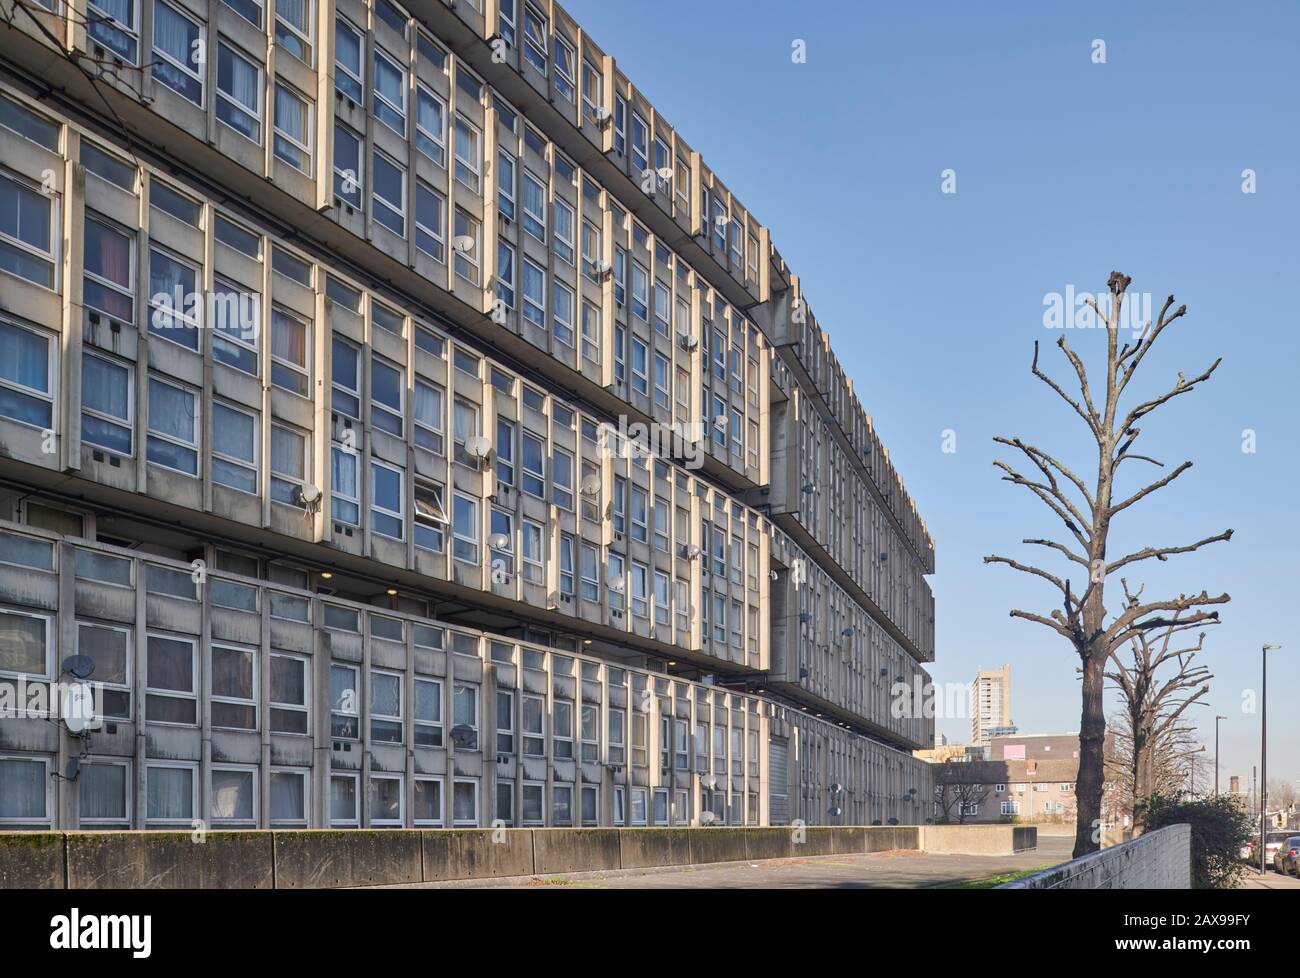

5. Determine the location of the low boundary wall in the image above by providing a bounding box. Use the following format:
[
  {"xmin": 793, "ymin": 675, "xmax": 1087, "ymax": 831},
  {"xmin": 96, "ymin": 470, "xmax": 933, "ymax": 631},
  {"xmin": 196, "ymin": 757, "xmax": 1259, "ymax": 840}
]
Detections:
[
  {"xmin": 998, "ymin": 824, "xmax": 1191, "ymax": 889},
  {"xmin": 0, "ymin": 824, "xmax": 1034, "ymax": 889}
]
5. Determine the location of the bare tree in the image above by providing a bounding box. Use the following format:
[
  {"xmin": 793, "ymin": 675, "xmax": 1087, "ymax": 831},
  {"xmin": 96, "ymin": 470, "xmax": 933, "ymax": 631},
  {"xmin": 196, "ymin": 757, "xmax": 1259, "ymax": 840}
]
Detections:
[
  {"xmin": 985, "ymin": 272, "xmax": 1231, "ymax": 857},
  {"xmin": 1107, "ymin": 613, "xmax": 1213, "ymax": 829},
  {"xmin": 933, "ymin": 766, "xmax": 993, "ymax": 824}
]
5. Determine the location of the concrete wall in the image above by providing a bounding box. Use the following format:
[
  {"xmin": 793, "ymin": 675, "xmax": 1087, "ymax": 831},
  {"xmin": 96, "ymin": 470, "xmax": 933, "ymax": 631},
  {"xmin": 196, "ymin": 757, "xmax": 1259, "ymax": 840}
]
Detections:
[
  {"xmin": 0, "ymin": 824, "xmax": 1032, "ymax": 888},
  {"xmin": 920, "ymin": 824, "xmax": 1036, "ymax": 854},
  {"xmin": 1000, "ymin": 825, "xmax": 1191, "ymax": 890}
]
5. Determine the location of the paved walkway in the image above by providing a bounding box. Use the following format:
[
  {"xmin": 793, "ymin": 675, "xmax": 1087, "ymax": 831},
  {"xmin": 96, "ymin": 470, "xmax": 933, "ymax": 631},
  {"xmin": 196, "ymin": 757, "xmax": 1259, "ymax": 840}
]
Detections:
[
  {"xmin": 1239, "ymin": 869, "xmax": 1300, "ymax": 889},
  {"xmin": 409, "ymin": 837, "xmax": 1075, "ymax": 889}
]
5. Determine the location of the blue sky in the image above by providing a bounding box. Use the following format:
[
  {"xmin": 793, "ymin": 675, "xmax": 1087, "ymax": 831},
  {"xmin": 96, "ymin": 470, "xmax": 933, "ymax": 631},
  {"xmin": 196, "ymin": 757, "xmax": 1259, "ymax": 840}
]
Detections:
[{"xmin": 566, "ymin": 0, "xmax": 1300, "ymax": 790}]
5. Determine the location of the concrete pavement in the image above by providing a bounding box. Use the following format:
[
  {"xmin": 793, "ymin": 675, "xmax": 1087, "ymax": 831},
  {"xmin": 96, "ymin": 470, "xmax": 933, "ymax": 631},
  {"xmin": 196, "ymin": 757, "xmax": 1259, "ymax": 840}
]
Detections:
[
  {"xmin": 392, "ymin": 836, "xmax": 1075, "ymax": 889},
  {"xmin": 1239, "ymin": 869, "xmax": 1300, "ymax": 889}
]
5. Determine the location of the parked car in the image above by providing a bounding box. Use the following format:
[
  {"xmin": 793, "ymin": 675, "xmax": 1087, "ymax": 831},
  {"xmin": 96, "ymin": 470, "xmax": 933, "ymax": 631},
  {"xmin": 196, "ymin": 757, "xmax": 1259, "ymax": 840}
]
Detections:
[
  {"xmin": 1260, "ymin": 831, "xmax": 1294, "ymax": 870},
  {"xmin": 1272, "ymin": 836, "xmax": 1300, "ymax": 876}
]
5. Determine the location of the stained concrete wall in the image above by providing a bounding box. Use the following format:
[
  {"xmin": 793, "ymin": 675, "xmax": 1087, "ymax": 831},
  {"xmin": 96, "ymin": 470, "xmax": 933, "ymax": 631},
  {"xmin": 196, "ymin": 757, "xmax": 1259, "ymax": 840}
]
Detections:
[
  {"xmin": 999, "ymin": 824, "xmax": 1191, "ymax": 889},
  {"xmin": 0, "ymin": 824, "xmax": 1033, "ymax": 888},
  {"xmin": 920, "ymin": 824, "xmax": 1036, "ymax": 854}
]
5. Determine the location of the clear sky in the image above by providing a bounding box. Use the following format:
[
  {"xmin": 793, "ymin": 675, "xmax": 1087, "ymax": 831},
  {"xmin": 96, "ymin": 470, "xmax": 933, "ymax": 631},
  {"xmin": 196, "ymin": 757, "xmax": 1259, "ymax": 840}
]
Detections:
[{"xmin": 565, "ymin": 0, "xmax": 1300, "ymax": 790}]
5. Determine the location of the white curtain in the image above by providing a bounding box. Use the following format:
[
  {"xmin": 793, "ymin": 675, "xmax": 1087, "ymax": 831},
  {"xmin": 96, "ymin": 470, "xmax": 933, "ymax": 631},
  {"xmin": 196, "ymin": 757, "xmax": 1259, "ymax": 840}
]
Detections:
[
  {"xmin": 0, "ymin": 758, "xmax": 45, "ymax": 819},
  {"xmin": 153, "ymin": 2, "xmax": 192, "ymax": 61},
  {"xmin": 80, "ymin": 763, "xmax": 126, "ymax": 820},
  {"xmin": 147, "ymin": 767, "xmax": 193, "ymax": 820},
  {"xmin": 211, "ymin": 770, "xmax": 252, "ymax": 820}
]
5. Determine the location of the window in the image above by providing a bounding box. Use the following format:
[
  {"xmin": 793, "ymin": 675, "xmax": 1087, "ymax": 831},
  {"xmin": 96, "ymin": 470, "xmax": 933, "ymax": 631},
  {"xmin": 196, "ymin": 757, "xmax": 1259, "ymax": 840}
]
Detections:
[
  {"xmin": 0, "ymin": 320, "xmax": 54, "ymax": 429},
  {"xmin": 146, "ymin": 377, "xmax": 198, "ymax": 475},
  {"xmin": 269, "ymin": 653, "xmax": 308, "ymax": 734},
  {"xmin": 411, "ymin": 182, "xmax": 445, "ymax": 261},
  {"xmin": 453, "ymin": 209, "xmax": 480, "ymax": 284},
  {"xmin": 454, "ymin": 116, "xmax": 481, "ymax": 193},
  {"xmin": 521, "ymin": 694, "xmax": 545, "ymax": 756},
  {"xmin": 146, "ymin": 633, "xmax": 196, "ymax": 724},
  {"xmin": 334, "ymin": 17, "xmax": 363, "ymax": 102},
  {"xmin": 494, "ymin": 689, "xmax": 515, "ymax": 754},
  {"xmin": 522, "ymin": 2, "xmax": 547, "ymax": 73},
  {"xmin": 452, "ymin": 398, "xmax": 478, "ymax": 466},
  {"xmin": 370, "ymin": 670, "xmax": 402, "ymax": 743},
  {"xmin": 330, "ymin": 772, "xmax": 359, "ymax": 825},
  {"xmin": 521, "ymin": 431, "xmax": 545, "ymax": 497},
  {"xmin": 83, "ymin": 214, "xmax": 133, "ymax": 321},
  {"xmin": 0, "ymin": 94, "xmax": 59, "ymax": 151},
  {"xmin": 522, "ymin": 171, "xmax": 546, "ymax": 243},
  {"xmin": 270, "ymin": 423, "xmax": 307, "ymax": 505},
  {"xmin": 630, "ymin": 338, "xmax": 648, "ymax": 396},
  {"xmin": 375, "ymin": 0, "xmax": 407, "ymax": 34},
  {"xmin": 87, "ymin": 0, "xmax": 139, "ymax": 62},
  {"xmin": 410, "ymin": 677, "xmax": 442, "ymax": 747},
  {"xmin": 0, "ymin": 175, "xmax": 56, "ymax": 290},
  {"xmin": 582, "ymin": 59, "xmax": 602, "ymax": 120},
  {"xmin": 0, "ymin": 608, "xmax": 49, "ymax": 679},
  {"xmin": 372, "ymin": 150, "xmax": 406, "ymax": 235},
  {"xmin": 74, "ymin": 621, "xmax": 130, "ymax": 719},
  {"xmin": 630, "ymin": 485, "xmax": 648, "ymax": 542},
  {"xmin": 553, "ymin": 198, "xmax": 574, "ymax": 264},
  {"xmin": 330, "ymin": 663, "xmax": 359, "ymax": 739},
  {"xmin": 631, "ymin": 112, "xmax": 649, "ymax": 173},
  {"xmin": 509, "ymin": 519, "xmax": 536, "ymax": 582},
  {"xmin": 373, "ymin": 49, "xmax": 406, "ymax": 135},
  {"xmin": 275, "ymin": 0, "xmax": 314, "ymax": 64},
  {"xmin": 453, "ymin": 684, "xmax": 478, "ymax": 750},
  {"xmin": 552, "ymin": 34, "xmax": 576, "ymax": 100},
  {"xmin": 653, "ymin": 570, "xmax": 670, "ymax": 625},
  {"xmin": 515, "ymin": 257, "xmax": 545, "ymax": 328},
  {"xmin": 452, "ymin": 492, "xmax": 479, "ymax": 563},
  {"xmin": 411, "ymin": 86, "xmax": 446, "ymax": 167},
  {"xmin": 498, "ymin": 0, "xmax": 516, "ymax": 46},
  {"xmin": 152, "ymin": 1, "xmax": 203, "ymax": 104},
  {"xmin": 414, "ymin": 777, "xmax": 443, "ymax": 826},
  {"xmin": 147, "ymin": 247, "xmax": 198, "ymax": 349},
  {"xmin": 210, "ymin": 277, "xmax": 259, "ymax": 375},
  {"xmin": 273, "ymin": 83, "xmax": 312, "ymax": 172},
  {"xmin": 580, "ymin": 544, "xmax": 599, "ymax": 601},
  {"xmin": 78, "ymin": 758, "xmax": 130, "ymax": 828},
  {"xmin": 370, "ymin": 356, "xmax": 404, "ymax": 436},
  {"xmin": 370, "ymin": 460, "xmax": 404, "ymax": 539},
  {"xmin": 333, "ymin": 123, "xmax": 362, "ymax": 207},
  {"xmin": 146, "ymin": 764, "xmax": 196, "ymax": 825},
  {"xmin": 630, "ymin": 562, "xmax": 648, "ymax": 618},
  {"xmin": 548, "ymin": 533, "xmax": 572, "ymax": 599},
  {"xmin": 266, "ymin": 306, "xmax": 310, "ymax": 396},
  {"xmin": 270, "ymin": 769, "xmax": 307, "ymax": 826},
  {"xmin": 407, "ymin": 379, "xmax": 444, "ymax": 456},
  {"xmin": 216, "ymin": 43, "xmax": 263, "ymax": 142},
  {"xmin": 212, "ymin": 643, "xmax": 256, "ymax": 730},
  {"xmin": 631, "ymin": 261, "xmax": 648, "ymax": 321},
  {"xmin": 331, "ymin": 336, "xmax": 360, "ymax": 419},
  {"xmin": 81, "ymin": 354, "xmax": 132, "ymax": 455}
]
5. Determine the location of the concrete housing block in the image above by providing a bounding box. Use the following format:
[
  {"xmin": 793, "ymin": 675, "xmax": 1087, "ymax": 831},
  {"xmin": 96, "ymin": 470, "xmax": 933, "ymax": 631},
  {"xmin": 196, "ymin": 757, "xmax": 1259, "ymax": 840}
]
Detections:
[
  {"xmin": 422, "ymin": 829, "xmax": 534, "ymax": 881},
  {"xmin": 66, "ymin": 832, "xmax": 273, "ymax": 889},
  {"xmin": 273, "ymin": 830, "xmax": 422, "ymax": 888},
  {"xmin": 0, "ymin": 832, "xmax": 65, "ymax": 889}
]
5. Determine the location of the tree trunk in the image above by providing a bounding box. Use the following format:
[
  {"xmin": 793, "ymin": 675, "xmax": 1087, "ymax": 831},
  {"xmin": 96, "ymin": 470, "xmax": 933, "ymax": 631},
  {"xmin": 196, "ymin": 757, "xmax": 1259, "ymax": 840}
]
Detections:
[
  {"xmin": 1074, "ymin": 652, "xmax": 1108, "ymax": 857},
  {"xmin": 1132, "ymin": 727, "xmax": 1153, "ymax": 832}
]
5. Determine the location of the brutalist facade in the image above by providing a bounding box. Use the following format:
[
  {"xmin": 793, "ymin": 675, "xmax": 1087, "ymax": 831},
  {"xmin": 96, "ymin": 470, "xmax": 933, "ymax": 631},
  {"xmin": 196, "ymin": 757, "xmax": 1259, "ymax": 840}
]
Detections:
[{"xmin": 0, "ymin": 0, "xmax": 934, "ymax": 830}]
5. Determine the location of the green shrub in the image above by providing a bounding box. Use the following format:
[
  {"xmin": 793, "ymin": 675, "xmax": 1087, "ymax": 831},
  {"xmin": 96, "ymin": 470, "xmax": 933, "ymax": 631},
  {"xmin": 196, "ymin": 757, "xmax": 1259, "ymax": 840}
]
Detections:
[{"xmin": 1145, "ymin": 794, "xmax": 1253, "ymax": 889}]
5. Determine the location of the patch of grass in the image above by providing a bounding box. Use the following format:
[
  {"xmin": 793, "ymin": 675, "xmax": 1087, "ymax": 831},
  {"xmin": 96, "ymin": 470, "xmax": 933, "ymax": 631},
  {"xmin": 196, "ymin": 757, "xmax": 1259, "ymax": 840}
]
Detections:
[{"xmin": 938, "ymin": 865, "xmax": 1054, "ymax": 889}]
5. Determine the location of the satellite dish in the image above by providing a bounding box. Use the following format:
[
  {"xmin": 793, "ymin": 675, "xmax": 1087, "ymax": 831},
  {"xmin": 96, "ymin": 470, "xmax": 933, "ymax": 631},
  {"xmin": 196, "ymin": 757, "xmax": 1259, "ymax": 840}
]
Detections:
[
  {"xmin": 488, "ymin": 532, "xmax": 511, "ymax": 550},
  {"xmin": 684, "ymin": 544, "xmax": 700, "ymax": 559},
  {"xmin": 580, "ymin": 473, "xmax": 601, "ymax": 495},
  {"xmin": 64, "ymin": 757, "xmax": 81, "ymax": 781},
  {"xmin": 62, "ymin": 681, "xmax": 97, "ymax": 736},
  {"xmin": 713, "ymin": 415, "xmax": 727, "ymax": 430},
  {"xmin": 830, "ymin": 782, "xmax": 844, "ymax": 794},
  {"xmin": 593, "ymin": 105, "xmax": 612, "ymax": 122},
  {"xmin": 700, "ymin": 811, "xmax": 716, "ymax": 825},
  {"xmin": 679, "ymin": 333, "xmax": 698, "ymax": 350},
  {"xmin": 453, "ymin": 234, "xmax": 476, "ymax": 253},
  {"xmin": 656, "ymin": 166, "xmax": 673, "ymax": 183},
  {"xmin": 829, "ymin": 806, "xmax": 842, "ymax": 817},
  {"xmin": 61, "ymin": 655, "xmax": 95, "ymax": 679},
  {"xmin": 606, "ymin": 573, "xmax": 625, "ymax": 593},
  {"xmin": 450, "ymin": 724, "xmax": 476, "ymax": 747},
  {"xmin": 299, "ymin": 484, "xmax": 321, "ymax": 504},
  {"xmin": 465, "ymin": 435, "xmax": 492, "ymax": 459},
  {"xmin": 590, "ymin": 259, "xmax": 611, "ymax": 276}
]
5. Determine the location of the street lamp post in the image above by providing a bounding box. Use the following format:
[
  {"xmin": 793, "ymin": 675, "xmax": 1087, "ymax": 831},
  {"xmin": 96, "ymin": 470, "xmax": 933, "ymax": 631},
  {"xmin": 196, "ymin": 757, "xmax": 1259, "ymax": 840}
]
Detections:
[
  {"xmin": 1260, "ymin": 644, "xmax": 1281, "ymax": 875},
  {"xmin": 1214, "ymin": 715, "xmax": 1226, "ymax": 797}
]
